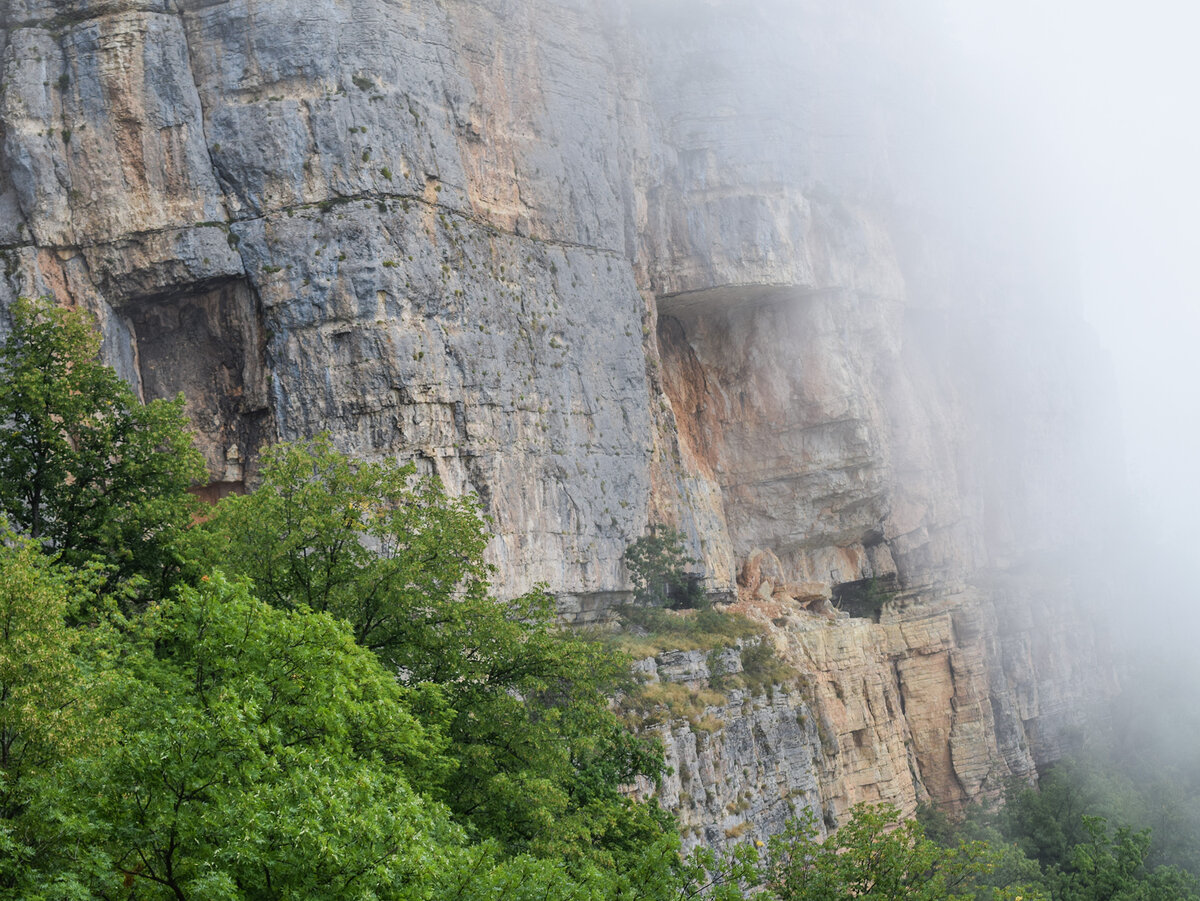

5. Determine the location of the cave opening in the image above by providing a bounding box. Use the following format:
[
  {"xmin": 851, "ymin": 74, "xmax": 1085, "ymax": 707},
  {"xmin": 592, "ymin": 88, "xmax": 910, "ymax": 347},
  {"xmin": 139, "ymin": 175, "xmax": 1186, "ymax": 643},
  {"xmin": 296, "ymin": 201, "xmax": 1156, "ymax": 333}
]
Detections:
[
  {"xmin": 654, "ymin": 284, "xmax": 892, "ymax": 599},
  {"xmin": 831, "ymin": 573, "xmax": 899, "ymax": 622},
  {"xmin": 123, "ymin": 277, "xmax": 273, "ymax": 501}
]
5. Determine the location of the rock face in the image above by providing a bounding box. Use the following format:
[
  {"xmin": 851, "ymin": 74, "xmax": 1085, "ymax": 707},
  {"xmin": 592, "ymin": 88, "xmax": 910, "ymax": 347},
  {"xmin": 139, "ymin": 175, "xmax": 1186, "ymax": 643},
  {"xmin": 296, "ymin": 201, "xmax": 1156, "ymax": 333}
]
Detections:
[{"xmin": 0, "ymin": 0, "xmax": 1119, "ymax": 836}]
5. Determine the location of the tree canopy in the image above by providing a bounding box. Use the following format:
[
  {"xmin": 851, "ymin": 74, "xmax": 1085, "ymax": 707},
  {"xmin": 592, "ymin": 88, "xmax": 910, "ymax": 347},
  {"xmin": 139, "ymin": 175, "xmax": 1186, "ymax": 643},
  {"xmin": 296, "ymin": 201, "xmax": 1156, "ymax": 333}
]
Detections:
[
  {"xmin": 0, "ymin": 553, "xmax": 648, "ymax": 900},
  {"xmin": 0, "ymin": 297, "xmax": 205, "ymax": 592},
  {"xmin": 623, "ymin": 526, "xmax": 704, "ymax": 610},
  {"xmin": 193, "ymin": 436, "xmax": 672, "ymax": 865}
]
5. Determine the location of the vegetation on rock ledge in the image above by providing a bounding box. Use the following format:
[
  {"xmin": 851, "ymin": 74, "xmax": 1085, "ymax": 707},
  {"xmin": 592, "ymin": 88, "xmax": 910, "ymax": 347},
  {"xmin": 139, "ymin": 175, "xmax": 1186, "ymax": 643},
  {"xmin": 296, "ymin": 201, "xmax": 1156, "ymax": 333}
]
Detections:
[{"xmin": 624, "ymin": 526, "xmax": 706, "ymax": 610}]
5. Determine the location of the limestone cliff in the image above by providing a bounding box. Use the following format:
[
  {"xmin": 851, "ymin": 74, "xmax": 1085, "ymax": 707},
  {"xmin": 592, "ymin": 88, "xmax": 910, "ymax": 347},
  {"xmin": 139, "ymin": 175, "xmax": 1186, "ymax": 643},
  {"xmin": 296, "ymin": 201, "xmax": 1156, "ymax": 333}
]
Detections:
[{"xmin": 0, "ymin": 0, "xmax": 1119, "ymax": 838}]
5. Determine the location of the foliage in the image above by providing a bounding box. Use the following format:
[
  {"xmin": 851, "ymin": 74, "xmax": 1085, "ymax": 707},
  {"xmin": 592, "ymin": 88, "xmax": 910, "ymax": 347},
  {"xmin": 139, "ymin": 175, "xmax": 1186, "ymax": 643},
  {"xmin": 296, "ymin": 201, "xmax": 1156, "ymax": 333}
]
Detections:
[
  {"xmin": 724, "ymin": 639, "xmax": 800, "ymax": 696},
  {"xmin": 1051, "ymin": 816, "xmax": 1200, "ymax": 901},
  {"xmin": 624, "ymin": 526, "xmax": 705, "ymax": 609},
  {"xmin": 917, "ymin": 800, "xmax": 1052, "ymax": 901},
  {"xmin": 1000, "ymin": 767, "xmax": 1098, "ymax": 869},
  {"xmin": 1102, "ymin": 660, "xmax": 1200, "ymax": 875},
  {"xmin": 607, "ymin": 605, "xmax": 799, "ymax": 733},
  {"xmin": 0, "ymin": 297, "xmax": 205, "ymax": 593},
  {"xmin": 758, "ymin": 803, "xmax": 1040, "ymax": 901},
  {"xmin": 193, "ymin": 434, "xmax": 490, "ymax": 667},
  {"xmin": 0, "ymin": 536, "xmax": 88, "ymax": 800},
  {"xmin": 994, "ymin": 761, "xmax": 1200, "ymax": 897},
  {"xmin": 0, "ymin": 570, "xmax": 692, "ymax": 900},
  {"xmin": 674, "ymin": 840, "xmax": 762, "ymax": 901},
  {"xmin": 193, "ymin": 437, "xmax": 675, "ymax": 873},
  {"xmin": 56, "ymin": 576, "xmax": 461, "ymax": 899},
  {"xmin": 920, "ymin": 760, "xmax": 1200, "ymax": 901},
  {"xmin": 604, "ymin": 605, "xmax": 762, "ymax": 658},
  {"xmin": 604, "ymin": 605, "xmax": 798, "ymax": 729},
  {"xmin": 0, "ymin": 533, "xmax": 102, "ymax": 894}
]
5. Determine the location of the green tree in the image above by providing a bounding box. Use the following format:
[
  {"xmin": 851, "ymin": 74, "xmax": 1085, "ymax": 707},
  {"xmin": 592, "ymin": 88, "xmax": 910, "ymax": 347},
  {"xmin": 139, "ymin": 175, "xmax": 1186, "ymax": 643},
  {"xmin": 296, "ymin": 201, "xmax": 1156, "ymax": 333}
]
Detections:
[
  {"xmin": 0, "ymin": 559, "xmax": 694, "ymax": 901},
  {"xmin": 0, "ymin": 297, "xmax": 206, "ymax": 592},
  {"xmin": 1000, "ymin": 767, "xmax": 1099, "ymax": 870},
  {"xmin": 918, "ymin": 800, "xmax": 1050, "ymax": 901},
  {"xmin": 0, "ymin": 533, "xmax": 104, "ymax": 895},
  {"xmin": 17, "ymin": 574, "xmax": 462, "ymax": 900},
  {"xmin": 195, "ymin": 437, "xmax": 677, "ymax": 873},
  {"xmin": 921, "ymin": 765, "xmax": 1200, "ymax": 901},
  {"xmin": 0, "ymin": 536, "xmax": 86, "ymax": 812},
  {"xmin": 194, "ymin": 435, "xmax": 490, "ymax": 665},
  {"xmin": 760, "ymin": 803, "xmax": 1046, "ymax": 901},
  {"xmin": 1053, "ymin": 816, "xmax": 1200, "ymax": 901},
  {"xmin": 624, "ymin": 526, "xmax": 704, "ymax": 609}
]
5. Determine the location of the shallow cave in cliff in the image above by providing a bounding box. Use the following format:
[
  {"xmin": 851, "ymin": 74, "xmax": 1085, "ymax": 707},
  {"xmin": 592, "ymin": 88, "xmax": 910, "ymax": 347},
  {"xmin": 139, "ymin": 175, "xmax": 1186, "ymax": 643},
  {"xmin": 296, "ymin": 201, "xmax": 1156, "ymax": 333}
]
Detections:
[
  {"xmin": 655, "ymin": 311, "xmax": 724, "ymax": 476},
  {"xmin": 123, "ymin": 278, "xmax": 272, "ymax": 499},
  {"xmin": 654, "ymin": 286, "xmax": 896, "ymax": 619},
  {"xmin": 831, "ymin": 573, "xmax": 899, "ymax": 622}
]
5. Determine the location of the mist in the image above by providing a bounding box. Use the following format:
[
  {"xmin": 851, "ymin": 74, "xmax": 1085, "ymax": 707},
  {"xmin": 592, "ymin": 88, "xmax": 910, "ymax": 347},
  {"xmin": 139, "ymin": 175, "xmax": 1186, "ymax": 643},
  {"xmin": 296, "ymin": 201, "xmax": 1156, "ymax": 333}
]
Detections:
[
  {"xmin": 897, "ymin": 1, "xmax": 1200, "ymax": 657},
  {"xmin": 868, "ymin": 6, "xmax": 1200, "ymax": 874},
  {"xmin": 943, "ymin": 1, "xmax": 1200, "ymax": 555},
  {"xmin": 2, "ymin": 0, "xmax": 1196, "ymax": 880},
  {"xmin": 906, "ymin": 9, "xmax": 1200, "ymax": 841}
]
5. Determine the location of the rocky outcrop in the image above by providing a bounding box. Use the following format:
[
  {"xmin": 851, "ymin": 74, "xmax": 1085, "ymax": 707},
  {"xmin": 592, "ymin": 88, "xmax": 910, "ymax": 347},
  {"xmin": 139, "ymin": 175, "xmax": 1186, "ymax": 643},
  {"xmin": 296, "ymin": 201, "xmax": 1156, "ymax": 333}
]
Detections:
[{"xmin": 0, "ymin": 0, "xmax": 1119, "ymax": 833}]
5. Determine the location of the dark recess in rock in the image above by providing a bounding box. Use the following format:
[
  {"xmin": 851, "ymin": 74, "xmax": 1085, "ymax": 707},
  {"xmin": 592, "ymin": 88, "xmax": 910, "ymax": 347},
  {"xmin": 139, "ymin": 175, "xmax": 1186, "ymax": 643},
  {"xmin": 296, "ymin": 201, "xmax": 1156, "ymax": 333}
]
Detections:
[{"xmin": 124, "ymin": 277, "xmax": 273, "ymax": 498}]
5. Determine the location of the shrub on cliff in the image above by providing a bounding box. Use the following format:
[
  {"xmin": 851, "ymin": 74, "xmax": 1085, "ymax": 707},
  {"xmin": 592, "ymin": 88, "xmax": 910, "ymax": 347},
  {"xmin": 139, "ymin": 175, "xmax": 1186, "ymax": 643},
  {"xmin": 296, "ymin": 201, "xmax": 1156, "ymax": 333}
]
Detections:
[{"xmin": 624, "ymin": 525, "xmax": 706, "ymax": 609}]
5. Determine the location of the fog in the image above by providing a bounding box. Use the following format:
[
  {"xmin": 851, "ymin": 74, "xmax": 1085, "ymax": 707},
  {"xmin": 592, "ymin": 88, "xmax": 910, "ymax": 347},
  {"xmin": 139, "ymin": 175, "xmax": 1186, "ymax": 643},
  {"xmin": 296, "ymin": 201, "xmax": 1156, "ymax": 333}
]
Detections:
[
  {"xmin": 900, "ymin": 22, "xmax": 1200, "ymax": 833},
  {"xmin": 932, "ymin": 1, "xmax": 1200, "ymax": 555}
]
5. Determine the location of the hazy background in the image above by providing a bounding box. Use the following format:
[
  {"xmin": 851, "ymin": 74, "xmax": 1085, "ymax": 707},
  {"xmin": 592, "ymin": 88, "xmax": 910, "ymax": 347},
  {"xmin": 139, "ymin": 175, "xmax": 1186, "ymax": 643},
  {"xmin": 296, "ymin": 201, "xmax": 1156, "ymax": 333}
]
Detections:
[
  {"xmin": 906, "ymin": 7, "xmax": 1200, "ymax": 762},
  {"xmin": 936, "ymin": 0, "xmax": 1200, "ymax": 566},
  {"xmin": 909, "ymin": 2, "xmax": 1200, "ymax": 819}
]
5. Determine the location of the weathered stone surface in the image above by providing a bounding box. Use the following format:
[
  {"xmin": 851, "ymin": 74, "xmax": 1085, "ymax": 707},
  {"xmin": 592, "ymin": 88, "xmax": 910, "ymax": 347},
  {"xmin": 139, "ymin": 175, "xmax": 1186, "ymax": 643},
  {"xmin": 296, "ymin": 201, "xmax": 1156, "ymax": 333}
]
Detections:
[
  {"xmin": 624, "ymin": 641, "xmax": 823, "ymax": 852},
  {"xmin": 0, "ymin": 0, "xmax": 1119, "ymax": 838},
  {"xmin": 656, "ymin": 689, "xmax": 825, "ymax": 852}
]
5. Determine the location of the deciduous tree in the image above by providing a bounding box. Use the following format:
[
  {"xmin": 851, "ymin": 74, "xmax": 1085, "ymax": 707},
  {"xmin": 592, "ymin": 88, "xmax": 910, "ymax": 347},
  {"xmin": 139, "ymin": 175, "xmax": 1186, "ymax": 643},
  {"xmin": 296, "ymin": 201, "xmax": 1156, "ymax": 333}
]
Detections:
[
  {"xmin": 196, "ymin": 437, "xmax": 676, "ymax": 872},
  {"xmin": 0, "ymin": 297, "xmax": 205, "ymax": 592},
  {"xmin": 761, "ymin": 803, "xmax": 1044, "ymax": 901},
  {"xmin": 22, "ymin": 575, "xmax": 461, "ymax": 900}
]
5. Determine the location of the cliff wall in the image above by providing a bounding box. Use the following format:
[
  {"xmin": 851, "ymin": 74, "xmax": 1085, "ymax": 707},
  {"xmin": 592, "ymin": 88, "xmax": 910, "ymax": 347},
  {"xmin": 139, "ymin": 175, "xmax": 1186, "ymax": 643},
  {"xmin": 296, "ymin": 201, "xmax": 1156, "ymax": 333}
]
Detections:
[{"xmin": 0, "ymin": 0, "xmax": 1119, "ymax": 839}]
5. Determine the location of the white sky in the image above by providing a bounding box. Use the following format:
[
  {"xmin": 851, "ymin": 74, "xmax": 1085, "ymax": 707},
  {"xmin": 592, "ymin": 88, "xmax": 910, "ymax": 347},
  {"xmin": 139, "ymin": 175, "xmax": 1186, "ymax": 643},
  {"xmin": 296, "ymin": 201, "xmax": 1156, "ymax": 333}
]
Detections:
[{"xmin": 938, "ymin": 1, "xmax": 1200, "ymax": 545}]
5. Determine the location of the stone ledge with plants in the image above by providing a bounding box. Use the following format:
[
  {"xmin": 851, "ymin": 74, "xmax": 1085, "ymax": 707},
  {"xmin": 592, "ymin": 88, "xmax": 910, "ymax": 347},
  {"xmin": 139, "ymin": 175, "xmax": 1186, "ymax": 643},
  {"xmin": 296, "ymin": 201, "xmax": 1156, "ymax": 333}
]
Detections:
[{"xmin": 596, "ymin": 527, "xmax": 809, "ymax": 735}]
